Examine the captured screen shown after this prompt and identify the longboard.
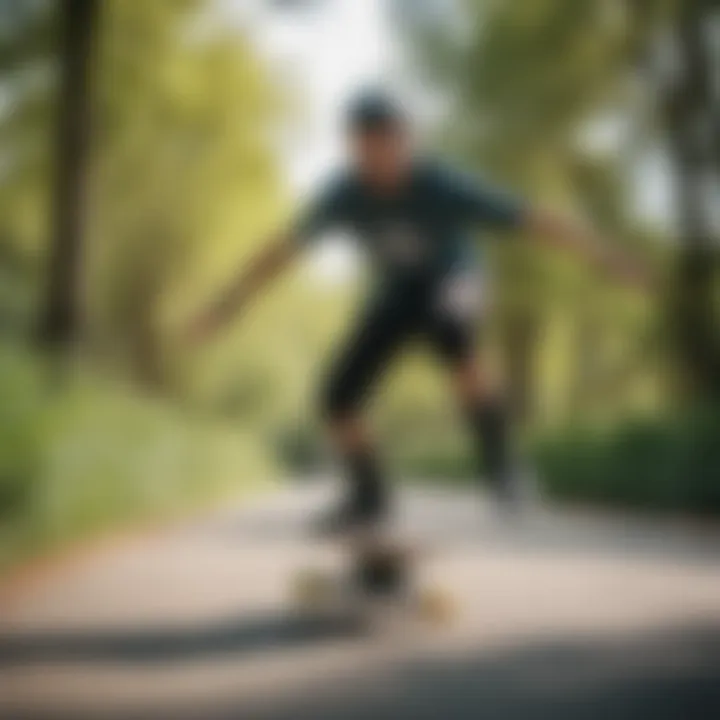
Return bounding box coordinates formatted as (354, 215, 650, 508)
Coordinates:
(292, 527, 455, 626)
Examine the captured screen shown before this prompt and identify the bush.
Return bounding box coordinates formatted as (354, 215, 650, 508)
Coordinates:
(0, 348, 45, 524)
(389, 403, 720, 517)
(533, 406, 720, 514)
(0, 345, 274, 574)
(393, 438, 475, 482)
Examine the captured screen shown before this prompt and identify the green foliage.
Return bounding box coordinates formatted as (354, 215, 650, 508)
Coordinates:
(0, 343, 273, 574)
(0, 2, 294, 573)
(533, 407, 720, 514)
(392, 441, 474, 483)
(90, 2, 286, 388)
(0, 347, 44, 522)
(401, 0, 668, 427)
(387, 405, 720, 518)
(0, 0, 712, 580)
(0, 0, 287, 391)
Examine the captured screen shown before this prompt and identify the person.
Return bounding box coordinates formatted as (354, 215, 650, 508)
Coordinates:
(186, 90, 642, 533)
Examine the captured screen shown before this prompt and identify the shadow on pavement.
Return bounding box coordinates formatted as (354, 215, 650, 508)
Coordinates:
(0, 611, 367, 666)
(4, 621, 720, 720)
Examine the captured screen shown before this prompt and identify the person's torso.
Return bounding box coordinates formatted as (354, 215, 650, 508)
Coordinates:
(337, 160, 478, 290)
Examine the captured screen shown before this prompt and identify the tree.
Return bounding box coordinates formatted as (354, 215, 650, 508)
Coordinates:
(627, 0, 720, 401)
(662, 0, 720, 399)
(401, 0, 656, 423)
(86, 2, 286, 390)
(0, 1, 289, 394)
(36, 0, 100, 350)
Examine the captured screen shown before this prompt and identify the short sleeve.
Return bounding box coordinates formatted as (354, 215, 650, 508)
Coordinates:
(439, 165, 527, 230)
(293, 174, 350, 245)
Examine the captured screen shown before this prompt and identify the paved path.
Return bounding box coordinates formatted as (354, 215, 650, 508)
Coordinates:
(1, 482, 720, 719)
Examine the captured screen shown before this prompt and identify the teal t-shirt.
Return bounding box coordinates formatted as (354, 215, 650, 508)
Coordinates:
(296, 158, 526, 287)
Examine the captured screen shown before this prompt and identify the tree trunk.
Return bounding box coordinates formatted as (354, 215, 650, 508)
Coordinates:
(36, 0, 100, 350)
(664, 0, 720, 399)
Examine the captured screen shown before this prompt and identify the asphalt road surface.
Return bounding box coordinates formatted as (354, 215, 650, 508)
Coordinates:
(1, 481, 720, 720)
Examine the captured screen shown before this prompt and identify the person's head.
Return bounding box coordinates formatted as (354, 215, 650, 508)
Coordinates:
(345, 90, 412, 188)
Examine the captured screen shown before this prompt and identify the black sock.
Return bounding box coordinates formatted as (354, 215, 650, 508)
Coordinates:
(344, 448, 388, 517)
(466, 399, 513, 486)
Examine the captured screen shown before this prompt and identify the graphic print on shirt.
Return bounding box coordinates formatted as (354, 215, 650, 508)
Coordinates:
(377, 220, 426, 269)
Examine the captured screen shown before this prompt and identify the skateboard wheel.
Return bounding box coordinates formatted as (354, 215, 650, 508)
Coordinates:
(418, 587, 455, 624)
(293, 570, 333, 608)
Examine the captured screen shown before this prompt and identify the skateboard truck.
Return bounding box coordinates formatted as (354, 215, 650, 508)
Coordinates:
(353, 546, 410, 597)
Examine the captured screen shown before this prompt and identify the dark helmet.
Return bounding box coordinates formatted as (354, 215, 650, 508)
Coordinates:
(345, 89, 407, 133)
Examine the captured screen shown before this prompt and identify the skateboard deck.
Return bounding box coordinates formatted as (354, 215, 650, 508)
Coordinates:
(292, 528, 455, 626)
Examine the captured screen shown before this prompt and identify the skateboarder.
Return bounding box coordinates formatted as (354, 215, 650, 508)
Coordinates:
(187, 90, 641, 533)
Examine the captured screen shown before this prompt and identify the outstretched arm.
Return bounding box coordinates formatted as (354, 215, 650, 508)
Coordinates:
(524, 207, 647, 286)
(186, 233, 298, 343)
(443, 164, 649, 286)
(183, 166, 351, 345)
(184, 172, 348, 343)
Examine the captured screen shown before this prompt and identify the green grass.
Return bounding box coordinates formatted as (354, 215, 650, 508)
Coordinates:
(0, 344, 274, 575)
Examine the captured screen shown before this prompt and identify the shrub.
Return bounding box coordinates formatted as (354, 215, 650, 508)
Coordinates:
(0, 344, 274, 574)
(533, 406, 720, 514)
